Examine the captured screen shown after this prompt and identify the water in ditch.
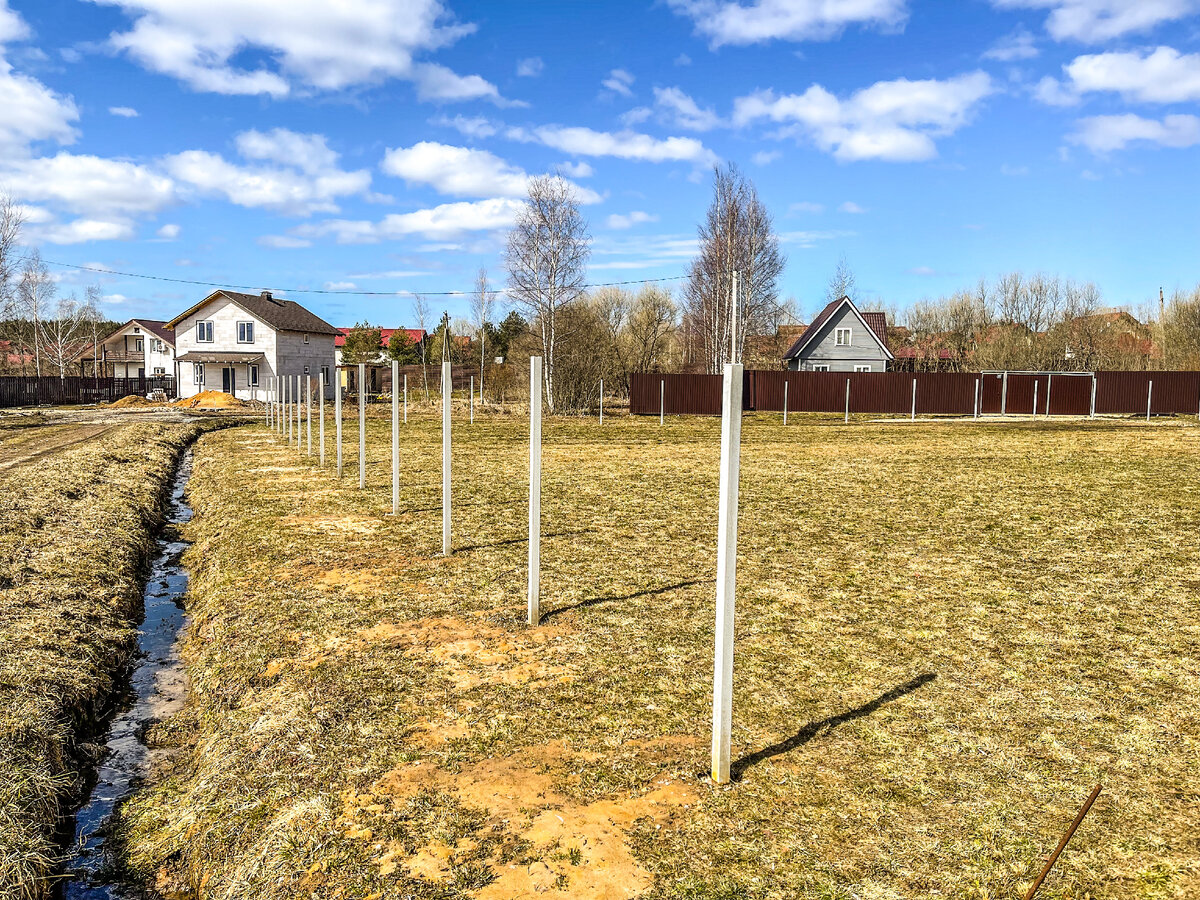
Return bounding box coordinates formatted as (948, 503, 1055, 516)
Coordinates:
(57, 449, 194, 899)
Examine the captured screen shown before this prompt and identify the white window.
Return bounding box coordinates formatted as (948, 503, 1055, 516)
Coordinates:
(151, 339, 162, 352)
(196, 321, 214, 343)
(237, 321, 254, 343)
(854, 365, 871, 373)
(812, 364, 830, 372)
(321, 365, 330, 383)
(249, 364, 259, 386)
(303, 333, 310, 344)
(133, 327, 141, 334)
(835, 327, 852, 346)
(303, 365, 310, 375)
(135, 338, 143, 352)
(153, 366, 166, 375)
(194, 363, 205, 385)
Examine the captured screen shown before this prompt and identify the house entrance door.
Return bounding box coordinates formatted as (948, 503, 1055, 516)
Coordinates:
(222, 367, 235, 393)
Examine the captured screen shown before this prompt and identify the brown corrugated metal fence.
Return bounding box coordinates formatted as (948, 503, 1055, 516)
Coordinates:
(629, 371, 1200, 417)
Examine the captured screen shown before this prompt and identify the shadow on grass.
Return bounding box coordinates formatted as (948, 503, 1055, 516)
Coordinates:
(729, 672, 937, 781)
(541, 579, 701, 623)
(456, 529, 594, 554)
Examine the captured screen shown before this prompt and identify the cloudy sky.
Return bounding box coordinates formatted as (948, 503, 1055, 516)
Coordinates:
(3, 0, 1199, 325)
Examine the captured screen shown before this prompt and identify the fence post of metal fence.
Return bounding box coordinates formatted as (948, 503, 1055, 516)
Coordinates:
(335, 371, 343, 476)
(392, 360, 399, 515)
(470, 375, 475, 424)
(286, 376, 291, 443)
(306, 374, 312, 456)
(358, 364, 366, 488)
(404, 373, 408, 424)
(1090, 375, 1097, 419)
(292, 376, 298, 449)
(1046, 373, 1052, 417)
(974, 378, 980, 419)
(442, 360, 451, 556)
(528, 356, 542, 626)
(599, 379, 604, 425)
(783, 379, 788, 426)
(1147, 380, 1153, 423)
(660, 379, 665, 426)
(1033, 380, 1039, 417)
(711, 360, 744, 786)
(319, 373, 325, 467)
(845, 379, 851, 424)
(911, 378, 917, 422)
(1001, 371, 1008, 416)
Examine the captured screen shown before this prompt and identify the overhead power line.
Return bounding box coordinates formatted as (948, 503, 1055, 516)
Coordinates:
(21, 255, 686, 297)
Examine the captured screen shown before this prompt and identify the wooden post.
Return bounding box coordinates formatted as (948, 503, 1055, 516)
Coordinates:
(335, 371, 343, 476)
(358, 363, 366, 488)
(844, 378, 850, 425)
(528, 356, 542, 626)
(1001, 371, 1008, 415)
(319, 372, 325, 467)
(306, 374, 312, 456)
(1090, 375, 1097, 419)
(911, 378, 917, 422)
(711, 361, 743, 786)
(470, 375, 475, 424)
(783, 379, 789, 426)
(1046, 373, 1053, 417)
(1147, 380, 1153, 423)
(392, 360, 399, 515)
(442, 360, 451, 556)
(1033, 380, 1039, 417)
(660, 379, 665, 426)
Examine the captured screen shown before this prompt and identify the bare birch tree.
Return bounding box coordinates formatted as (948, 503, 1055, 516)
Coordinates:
(0, 194, 26, 372)
(469, 267, 496, 400)
(39, 294, 90, 379)
(824, 255, 858, 305)
(504, 175, 590, 412)
(19, 249, 55, 376)
(412, 293, 431, 400)
(682, 163, 785, 373)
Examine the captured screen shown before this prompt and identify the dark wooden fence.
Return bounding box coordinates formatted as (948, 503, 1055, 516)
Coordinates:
(0, 375, 177, 408)
(630, 371, 1200, 417)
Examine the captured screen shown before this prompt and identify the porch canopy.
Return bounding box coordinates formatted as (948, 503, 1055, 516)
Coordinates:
(176, 351, 265, 364)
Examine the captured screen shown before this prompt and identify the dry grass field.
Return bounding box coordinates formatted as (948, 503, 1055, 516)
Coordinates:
(0, 418, 227, 899)
(119, 410, 1198, 900)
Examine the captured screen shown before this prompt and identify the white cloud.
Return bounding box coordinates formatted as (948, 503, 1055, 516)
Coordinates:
(619, 106, 653, 126)
(0, 8, 79, 155)
(432, 114, 499, 138)
(511, 124, 718, 165)
(517, 57, 543, 77)
(164, 129, 370, 215)
(733, 71, 994, 162)
(666, 0, 907, 46)
(381, 141, 601, 203)
(1039, 47, 1200, 107)
(293, 197, 524, 244)
(101, 293, 129, 303)
(908, 266, 938, 276)
(982, 27, 1039, 61)
(778, 229, 855, 247)
(839, 201, 866, 213)
(258, 234, 312, 249)
(109, 105, 139, 117)
(88, 0, 506, 102)
(1069, 112, 1200, 151)
(558, 161, 594, 177)
(752, 149, 781, 165)
(324, 281, 357, 291)
(0, 0, 30, 43)
(3, 153, 175, 219)
(990, 0, 1200, 43)
(39, 218, 135, 244)
(653, 86, 721, 130)
(602, 68, 635, 96)
(674, 53, 692, 66)
(156, 223, 180, 239)
(587, 233, 700, 270)
(606, 210, 658, 229)
(789, 200, 824, 213)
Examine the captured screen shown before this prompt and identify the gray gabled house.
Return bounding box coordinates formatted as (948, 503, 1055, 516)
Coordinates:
(783, 296, 893, 372)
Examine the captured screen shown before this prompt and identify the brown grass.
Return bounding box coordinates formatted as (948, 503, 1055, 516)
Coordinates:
(0, 420, 222, 899)
(119, 411, 1199, 899)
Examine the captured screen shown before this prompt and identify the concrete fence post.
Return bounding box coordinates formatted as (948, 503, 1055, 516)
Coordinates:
(319, 373, 325, 467)
(974, 378, 981, 419)
(1147, 380, 1153, 423)
(306, 374, 312, 456)
(844, 378, 850, 425)
(599, 379, 604, 425)
(392, 360, 399, 515)
(1046, 373, 1053, 417)
(1001, 371, 1008, 416)
(442, 360, 451, 556)
(295, 376, 301, 449)
(783, 379, 789, 426)
(660, 379, 665, 426)
(285, 376, 291, 444)
(335, 371, 343, 476)
(358, 363, 366, 488)
(711, 361, 744, 786)
(470, 375, 475, 424)
(1090, 375, 1097, 418)
(528, 356, 542, 626)
(911, 378, 917, 422)
(1033, 380, 1039, 417)
(403, 373, 408, 425)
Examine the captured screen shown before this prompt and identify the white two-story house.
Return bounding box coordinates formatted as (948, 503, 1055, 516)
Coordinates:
(78, 319, 176, 379)
(166, 290, 338, 400)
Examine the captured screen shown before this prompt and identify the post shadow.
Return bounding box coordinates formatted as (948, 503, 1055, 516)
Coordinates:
(540, 579, 701, 623)
(455, 528, 593, 555)
(729, 672, 937, 780)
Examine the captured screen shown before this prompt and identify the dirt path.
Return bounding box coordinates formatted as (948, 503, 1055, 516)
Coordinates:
(0, 423, 114, 471)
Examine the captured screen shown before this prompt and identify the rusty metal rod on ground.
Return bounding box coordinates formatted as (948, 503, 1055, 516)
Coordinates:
(1024, 783, 1102, 900)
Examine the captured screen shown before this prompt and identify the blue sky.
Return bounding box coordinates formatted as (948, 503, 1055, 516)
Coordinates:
(3, 0, 1199, 327)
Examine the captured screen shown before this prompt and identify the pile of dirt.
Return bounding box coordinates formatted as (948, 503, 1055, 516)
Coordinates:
(107, 395, 157, 408)
(171, 390, 248, 410)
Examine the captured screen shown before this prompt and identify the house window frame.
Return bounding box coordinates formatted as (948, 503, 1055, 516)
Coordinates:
(237, 321, 255, 344)
(835, 327, 852, 347)
(321, 365, 330, 383)
(812, 364, 830, 372)
(303, 333, 310, 344)
(153, 366, 166, 376)
(194, 363, 205, 385)
(249, 364, 259, 386)
(854, 364, 871, 373)
(196, 320, 214, 343)
(303, 365, 310, 375)
(134, 338, 144, 352)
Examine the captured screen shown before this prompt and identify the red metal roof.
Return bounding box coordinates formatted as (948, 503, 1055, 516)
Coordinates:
(334, 327, 426, 348)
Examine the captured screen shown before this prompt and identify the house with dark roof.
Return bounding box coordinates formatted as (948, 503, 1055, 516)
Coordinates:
(77, 319, 176, 378)
(782, 296, 893, 372)
(165, 290, 339, 399)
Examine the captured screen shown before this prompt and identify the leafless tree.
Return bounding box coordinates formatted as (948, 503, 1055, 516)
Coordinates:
(0, 194, 27, 373)
(682, 163, 785, 373)
(83, 284, 104, 377)
(504, 174, 590, 412)
(19, 249, 56, 376)
(627, 285, 677, 377)
(412, 294, 431, 400)
(469, 267, 497, 399)
(39, 294, 90, 379)
(824, 255, 857, 305)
